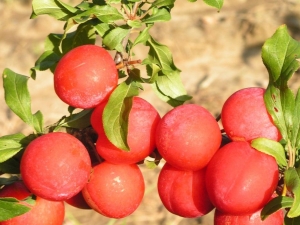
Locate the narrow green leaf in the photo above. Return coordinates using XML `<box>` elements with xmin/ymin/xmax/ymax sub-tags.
<box><xmin>31</xmin><ymin>0</ymin><xmax>77</xmax><ymax>20</ymax></box>
<box><xmin>0</xmin><ymin>176</ymin><xmax>20</xmax><ymax>186</ymax></box>
<box><xmin>203</xmin><ymin>0</ymin><xmax>223</xmax><ymax>10</ymax></box>
<box><xmin>285</xmin><ymin>167</ymin><xmax>300</xmax><ymax>217</ymax></box>
<box><xmin>262</xmin><ymin>25</ymin><xmax>300</xmax><ymax>84</ymax></box>
<box><xmin>127</xmin><ymin>20</ymin><xmax>142</xmax><ymax>28</ymax></box>
<box><xmin>94</xmin><ymin>5</ymin><xmax>124</xmax><ymax>23</ymax></box>
<box><xmin>103</xmin><ymin>79</ymin><xmax>140</xmax><ymax>151</ymax></box>
<box><xmin>261</xmin><ymin>196</ymin><xmax>293</xmax><ymax>220</ymax></box>
<box><xmin>150</xmin><ymin>82</ymin><xmax>187</xmax><ymax>107</ymax></box>
<box><xmin>285</xmin><ymin>215</ymin><xmax>300</xmax><ymax>225</ymax></box>
<box><xmin>0</xmin><ymin>133</ymin><xmax>26</xmax><ymax>163</ymax></box>
<box><xmin>0</xmin><ymin>158</ymin><xmax>21</xmax><ymax>174</ymax></box>
<box><xmin>262</xmin><ymin>25</ymin><xmax>300</xmax><ymax>145</ymax></box>
<box><xmin>2</xmin><ymin>69</ymin><xmax>44</xmax><ymax>133</ymax></box>
<box><xmin>251</xmin><ymin>137</ymin><xmax>288</xmax><ymax>169</ymax></box>
<box><xmin>293</xmin><ymin>89</ymin><xmax>300</xmax><ymax>149</ymax></box>
<box><xmin>55</xmin><ymin>109</ymin><xmax>92</xmax><ymax>130</ymax></box>
<box><xmin>151</xmin><ymin>0</ymin><xmax>176</xmax><ymax>9</ymax></box>
<box><xmin>132</xmin><ymin>26</ymin><xmax>151</xmax><ymax>47</ymax></box>
<box><xmin>145</xmin><ymin>37</ymin><xmax>192</xmax><ymax>106</ymax></box>
<box><xmin>94</xmin><ymin>22</ymin><xmax>113</xmax><ymax>37</ymax></box>
<box><xmin>61</xmin><ymin>22</ymin><xmax>97</xmax><ymax>54</ymax></box>
<box><xmin>30</xmin><ymin>50</ymin><xmax>61</xmax><ymax>77</ymax></box>
<box><xmin>142</xmin><ymin>8</ymin><xmax>171</xmax><ymax>24</ymax></box>
<box><xmin>102</xmin><ymin>27</ymin><xmax>130</xmax><ymax>52</ymax></box>
<box><xmin>0</xmin><ymin>198</ymin><xmax>31</xmax><ymax>222</ymax></box>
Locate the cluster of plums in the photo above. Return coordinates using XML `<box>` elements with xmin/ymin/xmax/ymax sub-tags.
<box><xmin>0</xmin><ymin>45</ymin><xmax>284</xmax><ymax>224</ymax></box>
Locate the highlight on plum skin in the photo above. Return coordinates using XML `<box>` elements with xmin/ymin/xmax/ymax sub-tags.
<box><xmin>82</xmin><ymin>161</ymin><xmax>145</xmax><ymax>219</ymax></box>
<box><xmin>20</xmin><ymin>132</ymin><xmax>92</xmax><ymax>201</ymax></box>
<box><xmin>155</xmin><ymin>103</ymin><xmax>222</xmax><ymax>171</ymax></box>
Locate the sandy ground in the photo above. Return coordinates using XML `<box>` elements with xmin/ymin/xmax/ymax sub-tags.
<box><xmin>1</xmin><ymin>0</ymin><xmax>300</xmax><ymax>224</ymax></box>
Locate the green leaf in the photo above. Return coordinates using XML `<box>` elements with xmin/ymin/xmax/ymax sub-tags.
<box><xmin>102</xmin><ymin>27</ymin><xmax>130</xmax><ymax>52</ymax></box>
<box><xmin>261</xmin><ymin>196</ymin><xmax>293</xmax><ymax>220</ymax></box>
<box><xmin>285</xmin><ymin>167</ymin><xmax>300</xmax><ymax>217</ymax></box>
<box><xmin>142</xmin><ymin>8</ymin><xmax>171</xmax><ymax>24</ymax></box>
<box><xmin>144</xmin><ymin>37</ymin><xmax>192</xmax><ymax>106</ymax></box>
<box><xmin>262</xmin><ymin>25</ymin><xmax>300</xmax><ymax>146</ymax></box>
<box><xmin>151</xmin><ymin>0</ymin><xmax>176</xmax><ymax>9</ymax></box>
<box><xmin>0</xmin><ymin>198</ymin><xmax>31</xmax><ymax>222</ymax></box>
<box><xmin>94</xmin><ymin>5</ymin><xmax>124</xmax><ymax>23</ymax></box>
<box><xmin>203</xmin><ymin>0</ymin><xmax>223</xmax><ymax>10</ymax></box>
<box><xmin>31</xmin><ymin>0</ymin><xmax>77</xmax><ymax>20</ymax></box>
<box><xmin>103</xmin><ymin>79</ymin><xmax>140</xmax><ymax>151</ymax></box>
<box><xmin>54</xmin><ymin>109</ymin><xmax>93</xmax><ymax>131</ymax></box>
<box><xmin>30</xmin><ymin>50</ymin><xmax>61</xmax><ymax>78</ymax></box>
<box><xmin>0</xmin><ymin>133</ymin><xmax>26</xmax><ymax>163</ymax></box>
<box><xmin>2</xmin><ymin>69</ymin><xmax>44</xmax><ymax>133</ymax></box>
<box><xmin>127</xmin><ymin>20</ymin><xmax>143</xmax><ymax>28</ymax></box>
<box><xmin>285</xmin><ymin>215</ymin><xmax>300</xmax><ymax>225</ymax></box>
<box><xmin>132</xmin><ymin>26</ymin><xmax>151</xmax><ymax>47</ymax></box>
<box><xmin>0</xmin><ymin>157</ymin><xmax>21</xmax><ymax>174</ymax></box>
<box><xmin>251</xmin><ymin>137</ymin><xmax>288</xmax><ymax>169</ymax></box>
<box><xmin>61</xmin><ymin>22</ymin><xmax>97</xmax><ymax>54</ymax></box>
<box><xmin>94</xmin><ymin>22</ymin><xmax>113</xmax><ymax>37</ymax></box>
<box><xmin>0</xmin><ymin>176</ymin><xmax>20</xmax><ymax>186</ymax></box>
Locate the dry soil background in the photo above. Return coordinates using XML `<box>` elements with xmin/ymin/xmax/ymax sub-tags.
<box><xmin>1</xmin><ymin>0</ymin><xmax>300</xmax><ymax>225</ymax></box>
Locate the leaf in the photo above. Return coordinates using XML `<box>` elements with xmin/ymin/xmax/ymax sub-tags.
<box><xmin>2</xmin><ymin>69</ymin><xmax>44</xmax><ymax>133</ymax></box>
<box><xmin>0</xmin><ymin>176</ymin><xmax>20</xmax><ymax>186</ymax></box>
<box><xmin>203</xmin><ymin>0</ymin><xmax>223</xmax><ymax>10</ymax></box>
<box><xmin>127</xmin><ymin>20</ymin><xmax>143</xmax><ymax>28</ymax></box>
<box><xmin>285</xmin><ymin>167</ymin><xmax>300</xmax><ymax>217</ymax></box>
<box><xmin>132</xmin><ymin>26</ymin><xmax>151</xmax><ymax>47</ymax></box>
<box><xmin>142</xmin><ymin>8</ymin><xmax>171</xmax><ymax>24</ymax></box>
<box><xmin>144</xmin><ymin>37</ymin><xmax>192</xmax><ymax>106</ymax></box>
<box><xmin>55</xmin><ymin>109</ymin><xmax>93</xmax><ymax>130</ymax></box>
<box><xmin>102</xmin><ymin>27</ymin><xmax>130</xmax><ymax>52</ymax></box>
<box><xmin>103</xmin><ymin>79</ymin><xmax>140</xmax><ymax>151</ymax></box>
<box><xmin>61</xmin><ymin>22</ymin><xmax>97</xmax><ymax>54</ymax></box>
<box><xmin>0</xmin><ymin>133</ymin><xmax>26</xmax><ymax>163</ymax></box>
<box><xmin>0</xmin><ymin>198</ymin><xmax>31</xmax><ymax>222</ymax></box>
<box><xmin>251</xmin><ymin>137</ymin><xmax>288</xmax><ymax>169</ymax></box>
<box><xmin>30</xmin><ymin>51</ymin><xmax>61</xmax><ymax>79</ymax></box>
<box><xmin>262</xmin><ymin>25</ymin><xmax>300</xmax><ymax>147</ymax></box>
<box><xmin>0</xmin><ymin>158</ymin><xmax>21</xmax><ymax>174</ymax></box>
<box><xmin>31</xmin><ymin>0</ymin><xmax>77</xmax><ymax>20</ymax></box>
<box><xmin>285</xmin><ymin>215</ymin><xmax>300</xmax><ymax>225</ymax></box>
<box><xmin>151</xmin><ymin>0</ymin><xmax>176</xmax><ymax>9</ymax></box>
<box><xmin>93</xmin><ymin>22</ymin><xmax>113</xmax><ymax>37</ymax></box>
<box><xmin>94</xmin><ymin>5</ymin><xmax>124</xmax><ymax>23</ymax></box>
<box><xmin>261</xmin><ymin>196</ymin><xmax>293</xmax><ymax>220</ymax></box>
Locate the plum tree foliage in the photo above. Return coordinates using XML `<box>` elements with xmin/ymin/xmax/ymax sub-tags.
<box><xmin>1</xmin><ymin>0</ymin><xmax>300</xmax><ymax>224</ymax></box>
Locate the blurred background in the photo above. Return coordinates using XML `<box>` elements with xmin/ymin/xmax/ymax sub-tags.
<box><xmin>1</xmin><ymin>0</ymin><xmax>300</xmax><ymax>224</ymax></box>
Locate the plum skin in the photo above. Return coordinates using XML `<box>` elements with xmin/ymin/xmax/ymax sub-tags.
<box><xmin>157</xmin><ymin>162</ymin><xmax>214</xmax><ymax>218</ymax></box>
<box><xmin>54</xmin><ymin>45</ymin><xmax>118</xmax><ymax>109</ymax></box>
<box><xmin>221</xmin><ymin>87</ymin><xmax>281</xmax><ymax>142</ymax></box>
<box><xmin>82</xmin><ymin>162</ymin><xmax>145</xmax><ymax>219</ymax></box>
<box><xmin>0</xmin><ymin>181</ymin><xmax>65</xmax><ymax>225</ymax></box>
<box><xmin>205</xmin><ymin>141</ymin><xmax>279</xmax><ymax>215</ymax></box>
<box><xmin>155</xmin><ymin>104</ymin><xmax>222</xmax><ymax>171</ymax></box>
<box><xmin>20</xmin><ymin>132</ymin><xmax>92</xmax><ymax>201</ymax></box>
<box><xmin>94</xmin><ymin>97</ymin><xmax>161</xmax><ymax>164</ymax></box>
<box><xmin>214</xmin><ymin>208</ymin><xmax>284</xmax><ymax>225</ymax></box>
